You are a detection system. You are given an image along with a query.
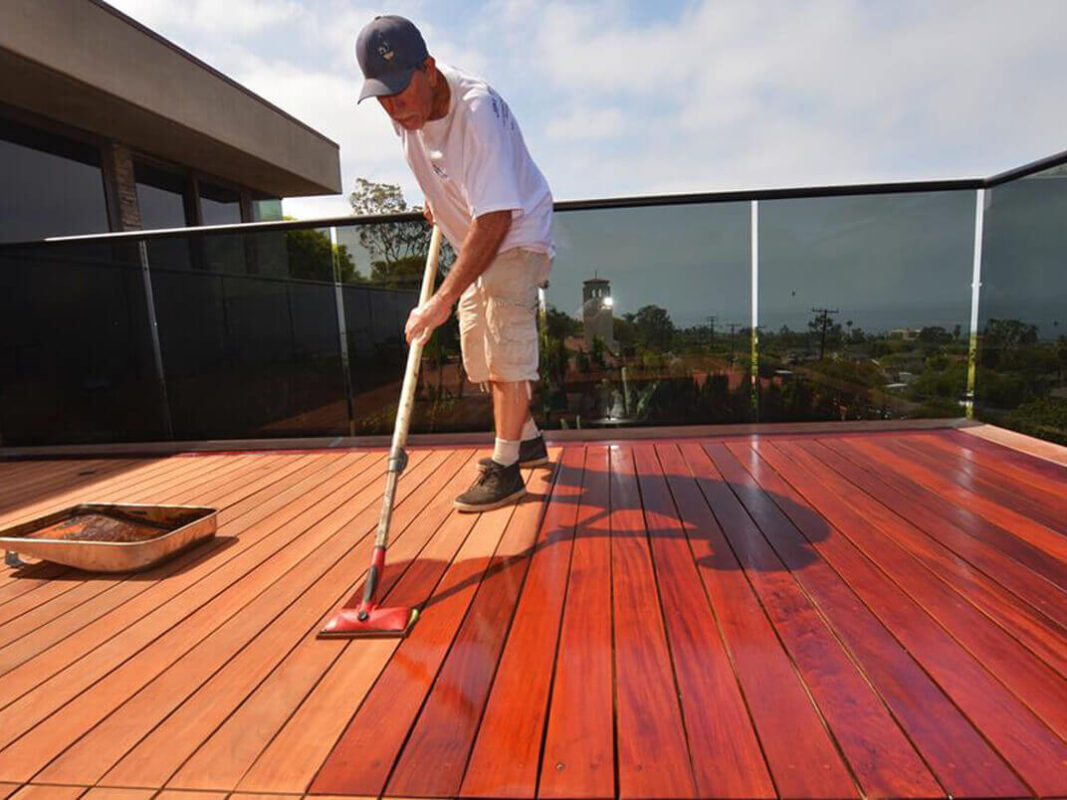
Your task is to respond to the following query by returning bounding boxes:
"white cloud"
[108,0,304,38]
[546,108,626,140]
[101,0,1067,212]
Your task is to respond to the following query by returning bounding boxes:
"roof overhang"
[0,0,341,197]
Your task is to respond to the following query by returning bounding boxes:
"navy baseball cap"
[356,16,430,103]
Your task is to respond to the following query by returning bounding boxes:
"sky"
[103,0,1067,220]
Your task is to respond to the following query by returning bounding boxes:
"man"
[356,15,554,512]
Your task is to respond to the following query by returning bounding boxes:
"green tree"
[632,305,675,350]
[282,223,360,282]
[981,318,1039,369]
[349,178,455,286]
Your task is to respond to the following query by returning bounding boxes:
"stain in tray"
[27,513,170,543]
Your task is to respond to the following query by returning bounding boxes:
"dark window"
[134,162,189,230]
[0,115,109,243]
[199,181,242,225]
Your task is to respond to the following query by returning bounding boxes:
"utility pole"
[726,322,742,363]
[811,307,839,360]
[706,315,717,344]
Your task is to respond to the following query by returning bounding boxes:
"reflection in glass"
[544,203,753,429]
[759,192,975,422]
[251,196,283,222]
[0,241,167,444]
[978,165,1067,444]
[334,220,453,434]
[150,227,347,439]
[0,116,109,242]
[199,182,242,226]
[135,162,188,230]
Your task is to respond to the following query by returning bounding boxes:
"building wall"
[0,0,341,199]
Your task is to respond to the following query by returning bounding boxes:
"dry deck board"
[234,453,496,795]
[0,450,439,783]
[0,453,329,647]
[1,428,1067,798]
[40,450,470,787]
[0,452,368,700]
[0,451,397,770]
[167,450,490,792]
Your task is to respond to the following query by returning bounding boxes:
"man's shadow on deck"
[356,447,835,615]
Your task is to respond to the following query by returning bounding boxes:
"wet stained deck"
[0,427,1065,800]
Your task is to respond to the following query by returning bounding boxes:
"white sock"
[493,438,520,467]
[521,417,540,441]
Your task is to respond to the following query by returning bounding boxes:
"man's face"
[378,59,435,130]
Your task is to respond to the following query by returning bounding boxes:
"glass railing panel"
[543,203,753,430]
[759,191,976,422]
[148,227,348,439]
[334,219,466,434]
[0,240,168,445]
[977,165,1067,444]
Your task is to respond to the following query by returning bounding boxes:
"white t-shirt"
[394,64,553,256]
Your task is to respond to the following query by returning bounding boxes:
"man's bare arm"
[405,209,512,344]
[435,210,511,304]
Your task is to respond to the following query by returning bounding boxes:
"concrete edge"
[0,418,972,460]
[958,423,1067,468]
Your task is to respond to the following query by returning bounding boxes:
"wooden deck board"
[0,427,1064,798]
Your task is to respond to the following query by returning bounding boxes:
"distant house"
[888,328,921,341]
[0,0,341,243]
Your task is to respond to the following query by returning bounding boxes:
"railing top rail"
[0,175,986,250]
[6,142,1067,251]
[986,147,1067,187]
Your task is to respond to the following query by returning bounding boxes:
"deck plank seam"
[655,442,780,800]
[214,450,480,797]
[145,451,475,794]
[696,442,867,800]
[528,445,586,800]
[815,437,1067,681]
[312,462,525,798]
[727,439,952,798]
[754,438,1054,795]
[736,438,1037,797]
[774,438,1067,709]
[0,453,371,698]
[0,452,393,771]
[0,454,340,644]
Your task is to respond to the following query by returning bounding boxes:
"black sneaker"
[455,460,526,512]
[478,434,551,470]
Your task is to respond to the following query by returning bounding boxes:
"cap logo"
[378,40,395,61]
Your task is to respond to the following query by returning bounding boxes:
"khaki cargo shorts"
[458,247,552,385]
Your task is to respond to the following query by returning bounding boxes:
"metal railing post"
[966,189,986,419]
[750,200,760,421]
[331,226,357,436]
